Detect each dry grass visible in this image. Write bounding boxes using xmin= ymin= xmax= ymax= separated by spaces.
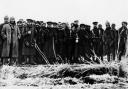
xmin=0 ymin=56 xmax=128 ymax=89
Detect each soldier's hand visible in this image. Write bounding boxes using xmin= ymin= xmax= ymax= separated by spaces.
xmin=28 ymin=31 xmax=31 ymax=34
xmin=3 ymin=35 xmax=7 ymax=40
xmin=55 ymin=40 xmax=58 ymax=43
xmin=34 ymin=39 xmax=36 ymax=43
xmin=18 ymin=35 xmax=21 ymax=39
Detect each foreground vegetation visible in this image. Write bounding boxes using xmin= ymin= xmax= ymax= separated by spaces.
xmin=0 ymin=57 xmax=128 ymax=89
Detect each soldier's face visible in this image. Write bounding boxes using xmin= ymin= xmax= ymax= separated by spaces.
xmin=94 ymin=25 xmax=97 ymax=28
xmin=43 ymin=23 xmax=46 ymax=27
xmin=122 ymin=23 xmax=126 ymax=27
xmin=80 ymin=27 xmax=84 ymax=30
xmin=62 ymin=24 xmax=65 ymax=28
xmin=98 ymin=25 xmax=102 ymax=28
xmin=74 ymin=20 xmax=79 ymax=25
xmin=106 ymin=24 xmax=110 ymax=28
xmin=53 ymin=25 xmax=57 ymax=28
xmin=112 ymin=24 xmax=115 ymax=28
xmin=4 ymin=18 xmax=9 ymax=23
xmin=10 ymin=19 xmax=16 ymax=25
xmin=18 ymin=23 xmax=23 ymax=27
xmin=47 ymin=24 xmax=52 ymax=28
xmin=36 ymin=24 xmax=40 ymax=27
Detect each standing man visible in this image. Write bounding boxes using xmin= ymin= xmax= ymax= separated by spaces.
xmin=22 ymin=19 xmax=36 ymax=65
xmin=42 ymin=22 xmax=57 ymax=64
xmin=0 ymin=16 xmax=9 ymax=65
xmin=65 ymin=23 xmax=76 ymax=64
xmin=56 ymin=23 xmax=67 ymax=63
xmin=98 ymin=24 xmax=104 ymax=61
xmin=118 ymin=22 xmax=128 ymax=61
xmin=104 ymin=22 xmax=112 ymax=62
xmin=17 ymin=19 xmax=24 ymax=64
xmin=77 ymin=24 xmax=88 ymax=63
xmin=111 ymin=24 xmax=118 ymax=61
xmin=1 ymin=17 xmax=21 ymax=65
xmin=92 ymin=22 xmax=100 ymax=63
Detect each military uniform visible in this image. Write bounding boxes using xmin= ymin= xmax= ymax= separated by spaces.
xmin=22 ymin=19 xmax=36 ymax=64
xmin=77 ymin=24 xmax=89 ymax=63
xmin=1 ymin=17 xmax=21 ymax=65
xmin=98 ymin=25 xmax=104 ymax=61
xmin=110 ymin=25 xmax=118 ymax=61
xmin=118 ymin=22 xmax=128 ymax=61
xmin=85 ymin=25 xmax=94 ymax=61
xmin=92 ymin=22 xmax=101 ymax=63
xmin=104 ymin=26 xmax=112 ymax=61
xmin=65 ymin=26 xmax=76 ymax=63
xmin=42 ymin=22 xmax=56 ymax=64
xmin=0 ymin=23 xmax=5 ymax=64
xmin=34 ymin=21 xmax=44 ymax=64
xmin=56 ymin=23 xmax=67 ymax=63
xmin=17 ymin=20 xmax=25 ymax=64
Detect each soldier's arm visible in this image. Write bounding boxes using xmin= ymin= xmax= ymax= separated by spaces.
xmin=54 ymin=29 xmax=58 ymax=42
xmin=17 ymin=26 xmax=21 ymax=39
xmin=103 ymin=31 xmax=107 ymax=44
xmin=22 ymin=27 xmax=29 ymax=37
xmin=33 ymin=28 xmax=37 ymax=43
xmin=1 ymin=25 xmax=7 ymax=40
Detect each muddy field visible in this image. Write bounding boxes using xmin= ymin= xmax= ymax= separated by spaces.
xmin=0 ymin=60 xmax=128 ymax=89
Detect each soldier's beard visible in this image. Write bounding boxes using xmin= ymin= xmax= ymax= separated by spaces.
xmin=94 ymin=26 xmax=97 ymax=29
xmin=10 ymin=21 xmax=16 ymax=25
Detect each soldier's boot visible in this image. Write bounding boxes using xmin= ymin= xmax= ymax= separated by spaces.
xmin=107 ymin=54 xmax=110 ymax=62
xmin=113 ymin=52 xmax=116 ymax=61
xmin=29 ymin=56 xmax=36 ymax=65
xmin=22 ymin=56 xmax=28 ymax=65
xmin=0 ymin=58 xmax=2 ymax=65
xmin=13 ymin=58 xmax=19 ymax=66
xmin=9 ymin=58 xmax=17 ymax=66
xmin=3 ymin=58 xmax=8 ymax=65
xmin=118 ymin=54 xmax=122 ymax=62
xmin=9 ymin=58 xmax=13 ymax=66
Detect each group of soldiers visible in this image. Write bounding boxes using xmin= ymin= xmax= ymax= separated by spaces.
xmin=0 ymin=16 xmax=127 ymax=65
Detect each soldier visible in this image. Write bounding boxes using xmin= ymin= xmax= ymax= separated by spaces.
xmin=1 ymin=17 xmax=21 ymax=65
xmin=0 ymin=16 xmax=9 ymax=65
xmin=111 ymin=24 xmax=118 ymax=61
xmin=98 ymin=24 xmax=104 ymax=61
xmin=17 ymin=19 xmax=24 ymax=64
xmin=118 ymin=22 xmax=128 ymax=61
xmin=37 ymin=21 xmax=48 ymax=64
xmin=104 ymin=22 xmax=112 ymax=62
xmin=92 ymin=22 xmax=100 ymax=63
xmin=40 ymin=21 xmax=47 ymax=47
xmin=56 ymin=23 xmax=67 ymax=63
xmin=77 ymin=24 xmax=88 ymax=63
xmin=22 ymin=19 xmax=36 ymax=65
xmin=42 ymin=22 xmax=57 ymax=64
xmin=34 ymin=21 xmax=43 ymax=64
xmin=85 ymin=25 xmax=94 ymax=59
xmin=65 ymin=23 xmax=76 ymax=64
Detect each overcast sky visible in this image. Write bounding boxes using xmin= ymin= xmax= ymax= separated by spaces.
xmin=0 ymin=0 xmax=128 ymax=28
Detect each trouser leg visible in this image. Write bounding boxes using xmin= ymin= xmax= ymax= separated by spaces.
xmin=29 ymin=56 xmax=36 ymax=65
xmin=3 ymin=58 xmax=9 ymax=65
xmin=107 ymin=54 xmax=110 ymax=62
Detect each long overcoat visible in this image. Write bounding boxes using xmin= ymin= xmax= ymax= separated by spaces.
xmin=1 ymin=24 xmax=20 ymax=58
xmin=22 ymin=26 xmax=36 ymax=56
